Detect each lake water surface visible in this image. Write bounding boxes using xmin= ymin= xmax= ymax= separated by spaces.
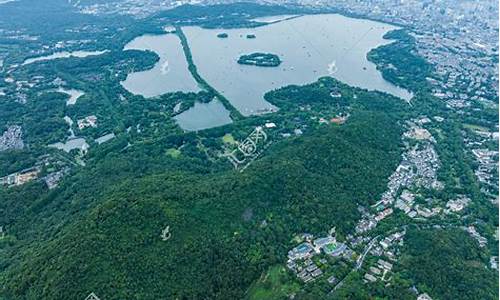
xmin=23 ymin=50 xmax=109 ymax=65
xmin=49 ymin=116 xmax=89 ymax=152
xmin=56 ymin=87 xmax=84 ymax=105
xmin=183 ymin=14 xmax=412 ymax=116
xmin=49 ymin=138 xmax=89 ymax=153
xmin=123 ymin=14 xmax=411 ymax=130
xmin=173 ymin=99 xmax=232 ymax=131
xmin=121 ymin=33 xmax=200 ymax=98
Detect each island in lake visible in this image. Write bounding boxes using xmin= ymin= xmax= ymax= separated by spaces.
xmin=237 ymin=52 xmax=281 ymax=67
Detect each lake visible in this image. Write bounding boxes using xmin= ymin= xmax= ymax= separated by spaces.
xmin=22 ymin=50 xmax=109 ymax=65
xmin=183 ymin=14 xmax=412 ymax=116
xmin=56 ymin=87 xmax=84 ymax=105
xmin=49 ymin=116 xmax=89 ymax=152
xmin=173 ymin=98 xmax=232 ymax=131
xmin=49 ymin=138 xmax=89 ymax=153
xmin=120 ymin=33 xmax=200 ymax=98
xmin=123 ymin=14 xmax=412 ymax=130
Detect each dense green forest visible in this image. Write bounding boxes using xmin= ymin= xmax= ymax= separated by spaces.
xmin=399 ymin=227 xmax=498 ymax=300
xmin=0 ymin=1 xmax=497 ymax=299
xmin=1 ymin=89 xmax=405 ymax=299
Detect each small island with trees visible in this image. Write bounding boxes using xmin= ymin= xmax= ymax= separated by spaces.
xmin=217 ymin=33 xmax=229 ymax=38
xmin=237 ymin=52 xmax=282 ymax=67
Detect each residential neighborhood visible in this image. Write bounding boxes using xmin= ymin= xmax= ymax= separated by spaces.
xmin=0 ymin=125 xmax=24 ymax=152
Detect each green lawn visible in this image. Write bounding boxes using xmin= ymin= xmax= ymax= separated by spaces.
xmin=166 ymin=148 xmax=181 ymax=158
xmin=246 ymin=266 xmax=300 ymax=300
xmin=222 ymin=133 xmax=237 ymax=145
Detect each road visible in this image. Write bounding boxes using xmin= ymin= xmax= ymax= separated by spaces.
xmin=356 ymin=235 xmax=380 ymax=270
xmin=331 ymin=235 xmax=380 ymax=292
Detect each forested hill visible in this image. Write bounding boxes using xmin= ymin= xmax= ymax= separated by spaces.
xmin=1 ymin=92 xmax=404 ymax=299
xmin=0 ymin=1 xmax=496 ymax=299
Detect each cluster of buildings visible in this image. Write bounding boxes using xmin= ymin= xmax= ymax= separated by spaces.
xmin=322 ymin=0 xmax=497 ymax=47
xmin=350 ymin=0 xmax=499 ymax=225
xmin=0 ymin=167 xmax=40 ymax=187
xmin=463 ymin=128 xmax=498 ymax=204
xmin=288 ymin=256 xmax=323 ymax=283
xmin=393 ymin=190 xmax=414 ymax=218
xmin=403 ymin=124 xmax=434 ymax=142
xmin=394 ymin=190 xmax=443 ymax=219
xmin=42 ymin=167 xmax=70 ymax=189
xmin=329 ymin=113 xmax=349 ymax=125
xmin=373 ymin=125 xmax=442 ymax=210
xmin=395 ymin=190 xmax=471 ymax=220
xmin=405 ymin=144 xmax=443 ymax=190
xmin=290 ymin=4 xmax=498 ymax=258
xmin=444 ymin=195 xmax=470 ymax=214
xmin=323 ymin=223 xmax=410 ymax=292
xmin=315 ymin=217 xmax=410 ymax=290
xmin=490 ymin=256 xmax=498 ymax=270
xmin=357 ymin=125 xmax=443 ymax=233
xmin=378 ymin=231 xmax=404 ymax=254
xmin=374 ymin=208 xmax=393 ymax=222
xmin=77 ymin=115 xmax=98 ymax=130
xmin=1 ymin=62 xmax=51 ymax=103
xmin=286 ymin=230 xmax=351 ymax=283
xmin=355 ymin=207 xmax=381 ymax=234
xmin=365 ymin=230 xmax=406 ymax=264
xmin=306 ymin=0 xmax=499 ymax=109
xmin=345 ymin=232 xmax=370 ymax=249
xmin=419 ymin=30 xmax=497 ymax=112
xmin=352 ymin=206 xmax=394 ymax=234
xmin=1 ymin=154 xmax=71 ymax=190
xmin=413 ymin=204 xmax=441 ymax=219
xmin=360 ymin=230 xmax=410 ymax=287
xmin=471 ymin=149 xmax=498 ymax=186
xmin=465 ymin=225 xmax=488 ymax=248
xmin=363 ymin=258 xmax=393 ymax=283
xmin=0 ymin=125 xmax=24 ymax=152
xmin=71 ymin=0 xmax=203 ymax=18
